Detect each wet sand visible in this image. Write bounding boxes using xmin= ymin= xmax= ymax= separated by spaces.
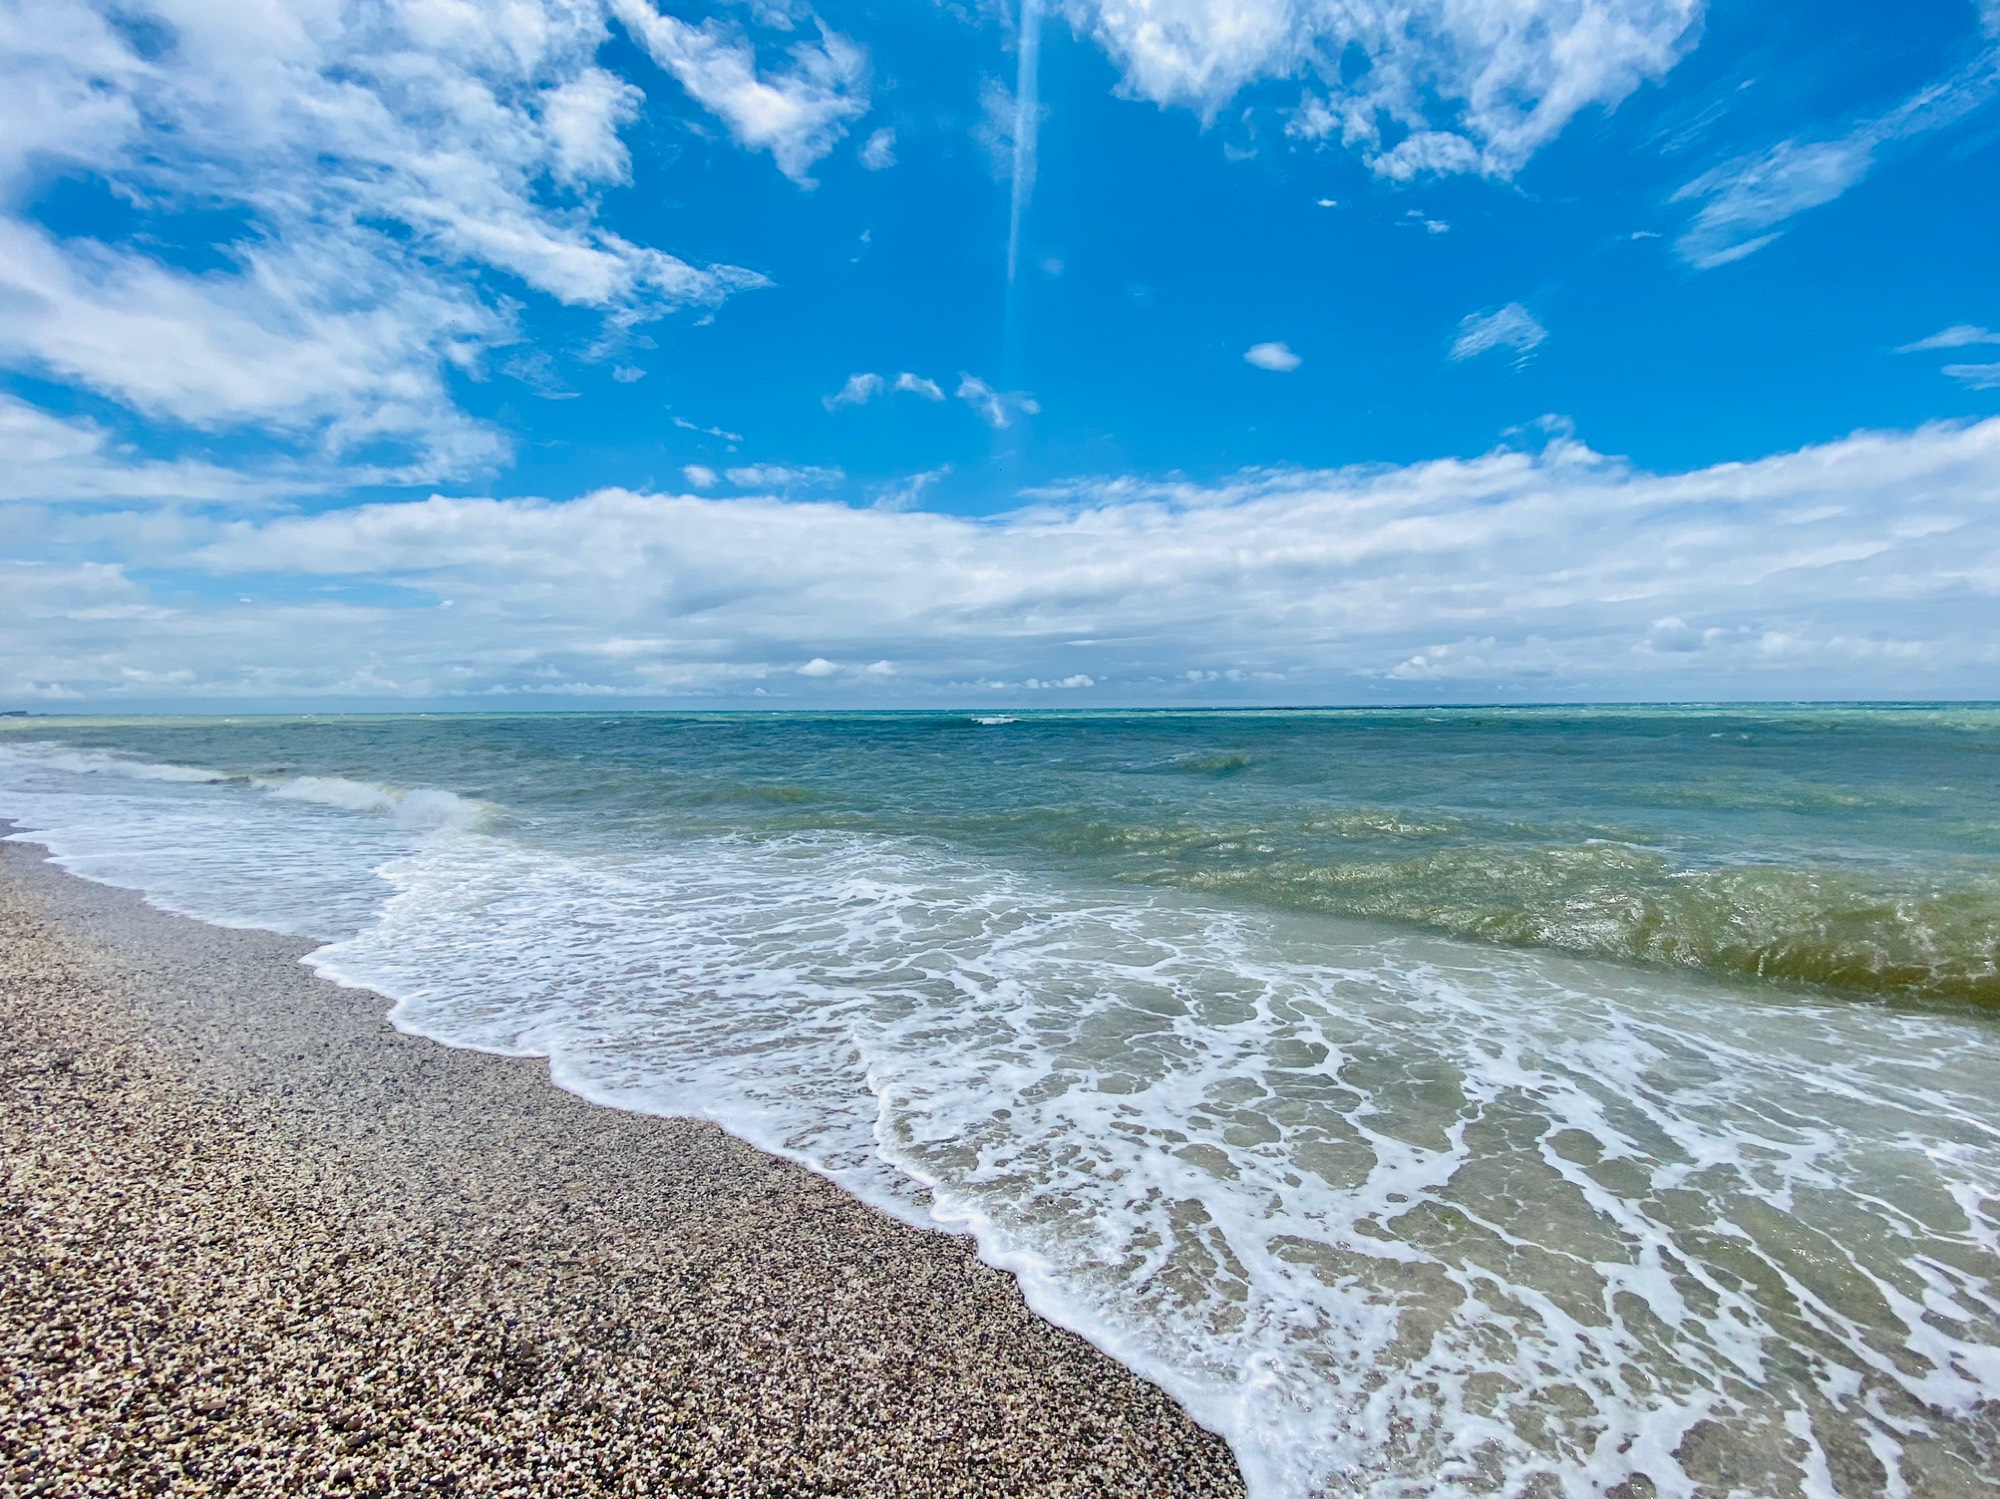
xmin=0 ymin=836 xmax=1246 ymax=1496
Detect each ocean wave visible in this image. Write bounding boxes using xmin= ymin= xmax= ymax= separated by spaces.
xmin=1183 ymin=844 xmax=2000 ymax=1006
xmin=0 ymin=743 xmax=232 ymax=784
xmin=311 ymin=828 xmax=2000 ymax=1499
xmin=1170 ymin=751 xmax=1255 ymax=774
xmin=259 ymin=774 xmax=489 ymax=831
xmin=6 ymin=723 xmax=2000 ymax=1496
xmin=0 ymin=744 xmax=488 ymax=938
xmin=0 ymin=744 xmax=490 ymax=835
xmin=976 ymin=803 xmax=1999 ymax=1006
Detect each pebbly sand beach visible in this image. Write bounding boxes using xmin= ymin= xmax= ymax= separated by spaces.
xmin=0 ymin=835 xmax=1246 ymax=1496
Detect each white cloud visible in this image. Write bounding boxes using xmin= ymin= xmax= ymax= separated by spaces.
xmin=1245 ymin=341 xmax=1302 ymax=372
xmin=824 ymin=372 xmax=886 ymax=409
xmin=797 ymin=656 xmax=840 ymax=677
xmin=610 ymin=0 xmax=868 ymax=185
xmin=1901 ymin=325 xmax=2000 ymax=353
xmin=682 ymin=464 xmax=719 ymax=489
xmin=1080 ymin=0 xmax=1704 ymax=180
xmin=0 ymin=394 xmax=312 ymax=507
xmin=956 ymin=374 xmax=1041 ymax=429
xmin=870 ymin=465 xmax=952 ymax=511
xmin=1367 ymin=130 xmax=1484 ymax=182
xmin=1673 ymin=53 xmax=2000 ymax=269
xmin=1450 ymin=304 xmax=1547 ymax=362
xmin=0 ymin=1 xmax=760 ymax=481
xmin=0 ymin=225 xmax=510 ymax=458
xmin=1945 ymin=363 xmax=2000 ymax=391
xmin=824 ymin=371 xmax=946 ymax=410
xmin=672 ymin=416 xmax=744 ymax=443
xmin=1382 ymin=638 xmax=1501 ymax=681
xmin=975 ymin=79 xmax=1024 ymax=180
xmin=13 ymin=417 xmax=2000 ymax=704
xmin=722 ymin=464 xmax=845 ymax=489
xmin=0 ymin=4 xmax=143 ymax=193
xmin=1671 ymin=138 xmax=1869 ymax=270
xmin=1008 ymin=0 xmax=1048 ymax=280
xmin=973 ymin=1 xmax=1055 ymax=281
xmin=1642 ymin=616 xmax=1704 ymax=653
xmin=859 ymin=126 xmax=897 ymax=170
xmin=543 ymin=67 xmax=645 ymax=186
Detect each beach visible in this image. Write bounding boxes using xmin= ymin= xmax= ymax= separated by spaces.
xmin=4 ymin=710 xmax=1998 ymax=1496
xmin=0 ymin=835 xmax=1246 ymax=1495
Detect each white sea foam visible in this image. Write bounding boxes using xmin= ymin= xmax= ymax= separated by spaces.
xmin=0 ymin=746 xmax=476 ymax=937
xmin=973 ymin=715 xmax=1019 ymax=725
xmin=261 ymin=774 xmax=487 ymax=831
xmin=5 ymin=741 xmax=2000 ymax=1497
xmin=1 ymin=743 xmax=232 ymax=783
xmin=264 ymin=774 xmax=401 ymax=814
xmin=318 ymin=830 xmax=2000 ymax=1499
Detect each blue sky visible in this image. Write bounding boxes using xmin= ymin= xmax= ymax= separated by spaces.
xmin=3 ymin=0 xmax=1998 ymax=707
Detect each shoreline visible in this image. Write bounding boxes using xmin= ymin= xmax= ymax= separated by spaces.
xmin=0 ymin=836 xmax=1246 ymax=1495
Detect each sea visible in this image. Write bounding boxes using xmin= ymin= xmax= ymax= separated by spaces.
xmin=2 ymin=707 xmax=1996 ymax=1498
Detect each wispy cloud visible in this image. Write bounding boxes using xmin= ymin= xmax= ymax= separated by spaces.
xmin=824 ymin=372 xmax=885 ymax=409
xmin=0 ymin=0 xmax=762 ymax=483
xmin=1897 ymin=325 xmax=2000 ymax=390
xmin=722 ymin=465 xmax=845 ymax=490
xmin=976 ymin=27 xmax=1051 ymax=287
xmin=610 ymin=0 xmax=869 ymax=186
xmin=0 ymin=394 xmax=322 ymax=507
xmin=1008 ymin=0 xmax=1046 ymax=281
xmin=1945 ymin=363 xmax=2000 ymax=391
xmin=1365 ymin=131 xmax=1485 ymax=182
xmin=859 ymin=127 xmax=897 ymax=170
xmin=1673 ymin=139 xmax=1873 ymax=269
xmin=824 ymin=372 xmax=947 ymax=410
xmin=956 ymin=375 xmax=1041 ymax=429
xmin=672 ymin=416 xmax=745 ymax=443
xmin=1901 ymin=325 xmax=2000 ymax=353
xmin=1245 ymin=342 xmax=1302 ymax=372
xmin=1087 ymin=0 xmax=1703 ymax=180
xmin=1450 ymin=304 xmax=1547 ymax=362
xmin=870 ymin=465 xmax=952 ymax=511
xmin=1674 ymin=51 xmax=2000 ymax=269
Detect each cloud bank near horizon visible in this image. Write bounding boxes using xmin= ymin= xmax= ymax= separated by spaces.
xmin=8 ymin=416 xmax=1997 ymax=706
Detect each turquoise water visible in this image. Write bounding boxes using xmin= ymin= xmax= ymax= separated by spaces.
xmin=3 ymin=707 xmax=1998 ymax=1496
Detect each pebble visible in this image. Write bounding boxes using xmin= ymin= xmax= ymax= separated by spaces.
xmin=0 ymin=840 xmax=1248 ymax=1496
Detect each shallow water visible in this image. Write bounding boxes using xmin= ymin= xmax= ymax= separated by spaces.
xmin=4 ymin=708 xmax=1997 ymax=1497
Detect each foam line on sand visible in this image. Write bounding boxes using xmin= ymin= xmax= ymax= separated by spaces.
xmin=0 ymin=836 xmax=1244 ymax=1496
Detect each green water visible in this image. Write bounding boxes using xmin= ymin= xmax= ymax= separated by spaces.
xmin=11 ymin=704 xmax=1997 ymax=1007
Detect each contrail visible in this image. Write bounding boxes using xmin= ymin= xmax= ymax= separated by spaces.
xmin=1006 ymin=0 xmax=1042 ymax=283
